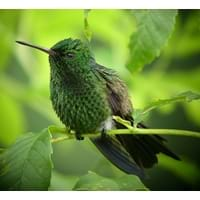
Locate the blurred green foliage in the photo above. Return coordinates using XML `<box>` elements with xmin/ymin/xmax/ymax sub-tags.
<box><xmin>0</xmin><ymin>10</ymin><xmax>200</xmax><ymax>190</ymax></box>
<box><xmin>0</xmin><ymin>92</ymin><xmax>25</xmax><ymax>146</ymax></box>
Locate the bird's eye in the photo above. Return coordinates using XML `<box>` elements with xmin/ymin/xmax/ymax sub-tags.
<box><xmin>66</xmin><ymin>52</ymin><xmax>75</xmax><ymax>58</ymax></box>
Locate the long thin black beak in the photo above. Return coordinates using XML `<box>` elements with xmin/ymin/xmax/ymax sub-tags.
<box><xmin>16</xmin><ymin>40</ymin><xmax>56</xmax><ymax>55</ymax></box>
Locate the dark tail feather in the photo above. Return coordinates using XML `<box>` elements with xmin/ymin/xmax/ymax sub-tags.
<box><xmin>116</xmin><ymin>134</ymin><xmax>180</xmax><ymax>168</ymax></box>
<box><xmin>114</xmin><ymin>122</ymin><xmax>180</xmax><ymax>168</ymax></box>
<box><xmin>91</xmin><ymin>122</ymin><xmax>179</xmax><ymax>177</ymax></box>
<box><xmin>90</xmin><ymin>135</ymin><xmax>145</xmax><ymax>178</ymax></box>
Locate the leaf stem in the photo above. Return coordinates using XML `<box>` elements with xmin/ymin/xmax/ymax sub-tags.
<box><xmin>48</xmin><ymin>125</ymin><xmax>68</xmax><ymax>134</ymax></box>
<box><xmin>49</xmin><ymin>116</ymin><xmax>200</xmax><ymax>143</ymax></box>
<box><xmin>107</xmin><ymin>128</ymin><xmax>200</xmax><ymax>138</ymax></box>
<box><xmin>51</xmin><ymin>136</ymin><xmax>70</xmax><ymax>143</ymax></box>
<box><xmin>50</xmin><ymin>127</ymin><xmax>200</xmax><ymax>143</ymax></box>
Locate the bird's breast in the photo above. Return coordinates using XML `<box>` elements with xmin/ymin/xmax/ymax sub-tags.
<box><xmin>50</xmin><ymin>82</ymin><xmax>111</xmax><ymax>134</ymax></box>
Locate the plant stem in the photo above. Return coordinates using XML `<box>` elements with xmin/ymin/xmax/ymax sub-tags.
<box><xmin>48</xmin><ymin>125</ymin><xmax>68</xmax><ymax>134</ymax></box>
<box><xmin>50</xmin><ymin>127</ymin><xmax>200</xmax><ymax>143</ymax></box>
<box><xmin>107</xmin><ymin>128</ymin><xmax>200</xmax><ymax>138</ymax></box>
<box><xmin>49</xmin><ymin>116</ymin><xmax>200</xmax><ymax>143</ymax></box>
<box><xmin>51</xmin><ymin>136</ymin><xmax>70</xmax><ymax>143</ymax></box>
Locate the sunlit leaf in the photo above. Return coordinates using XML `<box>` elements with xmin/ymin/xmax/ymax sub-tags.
<box><xmin>0</xmin><ymin>129</ymin><xmax>53</xmax><ymax>190</ymax></box>
<box><xmin>144</xmin><ymin>91</ymin><xmax>200</xmax><ymax>113</ymax></box>
<box><xmin>115</xmin><ymin>175</ymin><xmax>148</xmax><ymax>191</ymax></box>
<box><xmin>84</xmin><ymin>9</ymin><xmax>92</xmax><ymax>42</ymax></box>
<box><xmin>73</xmin><ymin>171</ymin><xmax>148</xmax><ymax>191</ymax></box>
<box><xmin>133</xmin><ymin>91</ymin><xmax>200</xmax><ymax>124</ymax></box>
<box><xmin>73</xmin><ymin>171</ymin><xmax>120</xmax><ymax>191</ymax></box>
<box><xmin>127</xmin><ymin>10</ymin><xmax>177</xmax><ymax>73</ymax></box>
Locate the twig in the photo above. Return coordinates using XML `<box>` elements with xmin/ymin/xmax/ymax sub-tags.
<box><xmin>49</xmin><ymin>116</ymin><xmax>200</xmax><ymax>143</ymax></box>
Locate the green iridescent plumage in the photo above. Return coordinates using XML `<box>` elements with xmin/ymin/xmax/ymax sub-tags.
<box><xmin>16</xmin><ymin>38</ymin><xmax>180</xmax><ymax>178</ymax></box>
<box><xmin>49</xmin><ymin>39</ymin><xmax>111</xmax><ymax>134</ymax></box>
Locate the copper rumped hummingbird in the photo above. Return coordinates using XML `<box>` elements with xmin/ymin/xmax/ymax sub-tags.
<box><xmin>16</xmin><ymin>38</ymin><xmax>179</xmax><ymax>178</ymax></box>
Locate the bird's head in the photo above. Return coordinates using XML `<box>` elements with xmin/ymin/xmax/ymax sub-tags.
<box><xmin>16</xmin><ymin>38</ymin><xmax>94</xmax><ymax>81</ymax></box>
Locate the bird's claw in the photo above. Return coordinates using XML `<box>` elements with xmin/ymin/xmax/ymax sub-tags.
<box><xmin>75</xmin><ymin>133</ymin><xmax>84</xmax><ymax>140</ymax></box>
<box><xmin>101</xmin><ymin>129</ymin><xmax>107</xmax><ymax>140</ymax></box>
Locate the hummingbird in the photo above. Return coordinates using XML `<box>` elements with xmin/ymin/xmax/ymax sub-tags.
<box><xmin>16</xmin><ymin>38</ymin><xmax>179</xmax><ymax>178</ymax></box>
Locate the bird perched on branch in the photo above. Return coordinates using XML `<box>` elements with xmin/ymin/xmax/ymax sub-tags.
<box><xmin>16</xmin><ymin>38</ymin><xmax>179</xmax><ymax>178</ymax></box>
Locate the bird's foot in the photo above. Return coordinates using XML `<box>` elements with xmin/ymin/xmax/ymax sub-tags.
<box><xmin>101</xmin><ymin>129</ymin><xmax>107</xmax><ymax>140</ymax></box>
<box><xmin>75</xmin><ymin>132</ymin><xmax>84</xmax><ymax>140</ymax></box>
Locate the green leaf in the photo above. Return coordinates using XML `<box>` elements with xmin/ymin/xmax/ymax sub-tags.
<box><xmin>73</xmin><ymin>171</ymin><xmax>148</xmax><ymax>191</ymax></box>
<box><xmin>49</xmin><ymin>170</ymin><xmax>78</xmax><ymax>191</ymax></box>
<box><xmin>127</xmin><ymin>9</ymin><xmax>177</xmax><ymax>73</ymax></box>
<box><xmin>115</xmin><ymin>175</ymin><xmax>148</xmax><ymax>191</ymax></box>
<box><xmin>0</xmin><ymin>129</ymin><xmax>53</xmax><ymax>190</ymax></box>
<box><xmin>133</xmin><ymin>91</ymin><xmax>200</xmax><ymax>125</ymax></box>
<box><xmin>73</xmin><ymin>171</ymin><xmax>120</xmax><ymax>191</ymax></box>
<box><xmin>84</xmin><ymin>9</ymin><xmax>92</xmax><ymax>42</ymax></box>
